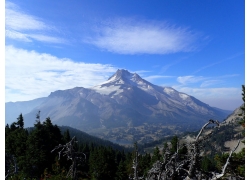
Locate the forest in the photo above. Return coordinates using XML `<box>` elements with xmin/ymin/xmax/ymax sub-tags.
<box><xmin>5</xmin><ymin>86</ymin><xmax>245</xmax><ymax>180</ymax></box>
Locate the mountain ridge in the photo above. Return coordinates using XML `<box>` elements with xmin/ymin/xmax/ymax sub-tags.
<box><xmin>5</xmin><ymin>69</ymin><xmax>232</xmax><ymax>144</ymax></box>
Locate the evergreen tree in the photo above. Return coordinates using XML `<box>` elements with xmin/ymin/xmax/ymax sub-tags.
<box><xmin>16</xmin><ymin>113</ymin><xmax>24</xmax><ymax>128</ymax></box>
<box><xmin>25</xmin><ymin>116</ymin><xmax>63</xmax><ymax>178</ymax></box>
<box><xmin>151</xmin><ymin>146</ymin><xmax>161</xmax><ymax>165</ymax></box>
<box><xmin>162</xmin><ymin>142</ymin><xmax>169</xmax><ymax>155</ymax></box>
<box><xmin>89</xmin><ymin>146</ymin><xmax>116</xmax><ymax>179</ymax></box>
<box><xmin>115</xmin><ymin>160</ymin><xmax>128</xmax><ymax>180</ymax></box>
<box><xmin>201</xmin><ymin>156</ymin><xmax>214</xmax><ymax>172</ymax></box>
<box><xmin>170</xmin><ymin>136</ymin><xmax>178</xmax><ymax>154</ymax></box>
<box><xmin>5</xmin><ymin>114</ymin><xmax>29</xmax><ymax>178</ymax></box>
<box><xmin>63</xmin><ymin>129</ymin><xmax>71</xmax><ymax>143</ymax></box>
<box><xmin>139</xmin><ymin>153</ymin><xmax>151</xmax><ymax>177</ymax></box>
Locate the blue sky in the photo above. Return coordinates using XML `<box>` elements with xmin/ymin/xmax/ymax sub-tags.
<box><xmin>5</xmin><ymin>0</ymin><xmax>245</xmax><ymax>110</ymax></box>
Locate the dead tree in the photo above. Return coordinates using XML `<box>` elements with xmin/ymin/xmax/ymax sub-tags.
<box><xmin>146</xmin><ymin>119</ymin><xmax>233</xmax><ymax>180</ymax></box>
<box><xmin>51</xmin><ymin>136</ymin><xmax>86</xmax><ymax>180</ymax></box>
<box><xmin>146</xmin><ymin>119</ymin><xmax>243</xmax><ymax>180</ymax></box>
<box><xmin>133</xmin><ymin>147</ymin><xmax>139</xmax><ymax>180</ymax></box>
<box><xmin>130</xmin><ymin>142</ymin><xmax>144</xmax><ymax>180</ymax></box>
<box><xmin>147</xmin><ymin>142</ymin><xmax>188</xmax><ymax>180</ymax></box>
<box><xmin>184</xmin><ymin>119</ymin><xmax>220</xmax><ymax>179</ymax></box>
<box><xmin>211</xmin><ymin>140</ymin><xmax>241</xmax><ymax>180</ymax></box>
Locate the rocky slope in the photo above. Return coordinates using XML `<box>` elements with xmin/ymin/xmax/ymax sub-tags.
<box><xmin>6</xmin><ymin>69</ymin><xmax>232</xmax><ymax>144</ymax></box>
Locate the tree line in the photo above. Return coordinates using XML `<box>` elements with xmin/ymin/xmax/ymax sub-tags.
<box><xmin>5</xmin><ymin>112</ymin><xmax>173</xmax><ymax>179</ymax></box>
<box><xmin>5</xmin><ymin>85</ymin><xmax>245</xmax><ymax>179</ymax></box>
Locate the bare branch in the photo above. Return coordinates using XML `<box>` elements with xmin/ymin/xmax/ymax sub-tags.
<box><xmin>195</xmin><ymin>119</ymin><xmax>219</xmax><ymax>141</ymax></box>
<box><xmin>211</xmin><ymin>140</ymin><xmax>241</xmax><ymax>180</ymax></box>
<box><xmin>52</xmin><ymin>136</ymin><xmax>86</xmax><ymax>180</ymax></box>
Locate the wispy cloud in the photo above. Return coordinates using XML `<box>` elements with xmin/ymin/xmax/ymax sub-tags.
<box><xmin>5</xmin><ymin>1</ymin><xmax>66</xmax><ymax>44</ymax></box>
<box><xmin>144</xmin><ymin>75</ymin><xmax>175</xmax><ymax>81</ymax></box>
<box><xmin>159</xmin><ymin>57</ymin><xmax>188</xmax><ymax>73</ymax></box>
<box><xmin>177</xmin><ymin>76</ymin><xmax>207</xmax><ymax>85</ymax></box>
<box><xmin>172</xmin><ymin>86</ymin><xmax>242</xmax><ymax>110</ymax></box>
<box><xmin>173</xmin><ymin>74</ymin><xmax>242</xmax><ymax>108</ymax></box>
<box><xmin>5</xmin><ymin>30</ymin><xmax>31</xmax><ymax>42</ymax></box>
<box><xmin>193</xmin><ymin>52</ymin><xmax>244</xmax><ymax>74</ymax></box>
<box><xmin>86</xmin><ymin>18</ymin><xmax>204</xmax><ymax>55</ymax></box>
<box><xmin>5</xmin><ymin>46</ymin><xmax>117</xmax><ymax>102</ymax></box>
<box><xmin>200</xmin><ymin>80</ymin><xmax>223</xmax><ymax>88</ymax></box>
<box><xmin>28</xmin><ymin>34</ymin><xmax>66</xmax><ymax>44</ymax></box>
<box><xmin>5</xmin><ymin>2</ymin><xmax>47</xmax><ymax>31</ymax></box>
<box><xmin>176</xmin><ymin>73</ymin><xmax>240</xmax><ymax>88</ymax></box>
<box><xmin>174</xmin><ymin>86</ymin><xmax>241</xmax><ymax>98</ymax></box>
<box><xmin>217</xmin><ymin>74</ymin><xmax>240</xmax><ymax>78</ymax></box>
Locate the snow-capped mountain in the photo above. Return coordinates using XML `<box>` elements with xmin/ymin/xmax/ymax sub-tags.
<box><xmin>5</xmin><ymin>69</ymin><xmax>231</xmax><ymax>143</ymax></box>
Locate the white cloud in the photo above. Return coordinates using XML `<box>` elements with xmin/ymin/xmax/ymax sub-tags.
<box><xmin>5</xmin><ymin>1</ymin><xmax>65</xmax><ymax>44</ymax></box>
<box><xmin>5</xmin><ymin>46</ymin><xmax>117</xmax><ymax>102</ymax></box>
<box><xmin>5</xmin><ymin>2</ymin><xmax>47</xmax><ymax>31</ymax></box>
<box><xmin>87</xmin><ymin>18</ymin><xmax>202</xmax><ymax>54</ymax></box>
<box><xmin>176</xmin><ymin>87</ymin><xmax>240</xmax><ymax>97</ymax></box>
<box><xmin>172</xmin><ymin>86</ymin><xmax>242</xmax><ymax>110</ymax></box>
<box><xmin>144</xmin><ymin>75</ymin><xmax>175</xmax><ymax>81</ymax></box>
<box><xmin>200</xmin><ymin>80</ymin><xmax>223</xmax><ymax>87</ymax></box>
<box><xmin>177</xmin><ymin>76</ymin><xmax>207</xmax><ymax>84</ymax></box>
<box><xmin>5</xmin><ymin>30</ymin><xmax>31</xmax><ymax>42</ymax></box>
<box><xmin>29</xmin><ymin>34</ymin><xmax>66</xmax><ymax>44</ymax></box>
<box><xmin>177</xmin><ymin>74</ymin><xmax>240</xmax><ymax>87</ymax></box>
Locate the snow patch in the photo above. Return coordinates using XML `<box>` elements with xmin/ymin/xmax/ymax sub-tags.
<box><xmin>163</xmin><ymin>88</ymin><xmax>175</xmax><ymax>94</ymax></box>
<box><xmin>91</xmin><ymin>85</ymin><xmax>123</xmax><ymax>96</ymax></box>
<box><xmin>179</xmin><ymin>93</ymin><xmax>189</xmax><ymax>100</ymax></box>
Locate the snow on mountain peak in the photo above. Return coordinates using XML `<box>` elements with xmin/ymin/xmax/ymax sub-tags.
<box><xmin>100</xmin><ymin>69</ymin><xmax>144</xmax><ymax>86</ymax></box>
<box><xmin>90</xmin><ymin>69</ymin><xmax>151</xmax><ymax>95</ymax></box>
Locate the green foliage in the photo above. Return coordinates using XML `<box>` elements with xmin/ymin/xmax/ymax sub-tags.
<box><xmin>89</xmin><ymin>147</ymin><xmax>117</xmax><ymax>179</ymax></box>
<box><xmin>201</xmin><ymin>156</ymin><xmax>215</xmax><ymax>172</ymax></box>
<box><xmin>5</xmin><ymin>114</ymin><xmax>29</xmax><ymax>177</ymax></box>
<box><xmin>231</xmin><ymin>150</ymin><xmax>245</xmax><ymax>177</ymax></box>
<box><xmin>115</xmin><ymin>160</ymin><xmax>127</xmax><ymax>180</ymax></box>
<box><xmin>239</xmin><ymin>84</ymin><xmax>245</xmax><ymax>131</ymax></box>
<box><xmin>170</xmin><ymin>135</ymin><xmax>178</xmax><ymax>153</ymax></box>
<box><xmin>138</xmin><ymin>153</ymin><xmax>151</xmax><ymax>177</ymax></box>
<box><xmin>151</xmin><ymin>146</ymin><xmax>161</xmax><ymax>164</ymax></box>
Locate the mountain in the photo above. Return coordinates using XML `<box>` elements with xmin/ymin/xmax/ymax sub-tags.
<box><xmin>5</xmin><ymin>97</ymin><xmax>47</xmax><ymax>125</ymax></box>
<box><xmin>5</xmin><ymin>69</ymin><xmax>232</xmax><ymax>144</ymax></box>
<box><xmin>141</xmin><ymin>104</ymin><xmax>244</xmax><ymax>155</ymax></box>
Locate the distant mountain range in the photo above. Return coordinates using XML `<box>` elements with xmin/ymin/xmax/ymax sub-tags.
<box><xmin>5</xmin><ymin>69</ymin><xmax>232</xmax><ymax>144</ymax></box>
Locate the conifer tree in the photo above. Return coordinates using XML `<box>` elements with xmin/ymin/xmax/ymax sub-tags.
<box><xmin>5</xmin><ymin>114</ymin><xmax>29</xmax><ymax>178</ymax></box>
<box><xmin>151</xmin><ymin>146</ymin><xmax>161</xmax><ymax>165</ymax></box>
<box><xmin>16</xmin><ymin>113</ymin><xmax>24</xmax><ymax>128</ymax></box>
<box><xmin>115</xmin><ymin>160</ymin><xmax>128</xmax><ymax>180</ymax></box>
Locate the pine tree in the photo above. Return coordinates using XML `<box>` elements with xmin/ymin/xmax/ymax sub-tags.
<box><xmin>25</xmin><ymin>115</ymin><xmax>63</xmax><ymax>178</ymax></box>
<box><xmin>170</xmin><ymin>136</ymin><xmax>178</xmax><ymax>154</ymax></box>
<box><xmin>16</xmin><ymin>113</ymin><xmax>24</xmax><ymax>128</ymax></box>
<box><xmin>5</xmin><ymin>114</ymin><xmax>29</xmax><ymax>178</ymax></box>
<box><xmin>151</xmin><ymin>146</ymin><xmax>161</xmax><ymax>165</ymax></box>
<box><xmin>115</xmin><ymin>160</ymin><xmax>128</xmax><ymax>180</ymax></box>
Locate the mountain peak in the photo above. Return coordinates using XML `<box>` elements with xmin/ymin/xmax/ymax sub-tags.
<box><xmin>105</xmin><ymin>69</ymin><xmax>143</xmax><ymax>84</ymax></box>
<box><xmin>108</xmin><ymin>69</ymin><xmax>133</xmax><ymax>80</ymax></box>
<box><xmin>91</xmin><ymin>69</ymin><xmax>147</xmax><ymax>95</ymax></box>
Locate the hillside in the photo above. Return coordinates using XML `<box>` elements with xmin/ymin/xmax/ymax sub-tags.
<box><xmin>6</xmin><ymin>69</ymin><xmax>232</xmax><ymax>145</ymax></box>
<box><xmin>58</xmin><ymin>126</ymin><xmax>131</xmax><ymax>152</ymax></box>
<box><xmin>142</xmin><ymin>104</ymin><xmax>244</xmax><ymax>155</ymax></box>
